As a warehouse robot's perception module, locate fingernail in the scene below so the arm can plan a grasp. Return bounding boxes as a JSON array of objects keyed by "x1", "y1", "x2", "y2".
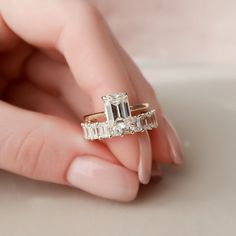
[
  {"x1": 163, "y1": 116, "x2": 184, "y2": 165},
  {"x1": 138, "y1": 131, "x2": 152, "y2": 184},
  {"x1": 67, "y1": 156, "x2": 139, "y2": 201},
  {"x1": 151, "y1": 161, "x2": 163, "y2": 177}
]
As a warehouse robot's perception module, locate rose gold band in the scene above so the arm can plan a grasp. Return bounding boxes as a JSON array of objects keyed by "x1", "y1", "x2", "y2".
[{"x1": 84, "y1": 103, "x2": 149, "y2": 122}]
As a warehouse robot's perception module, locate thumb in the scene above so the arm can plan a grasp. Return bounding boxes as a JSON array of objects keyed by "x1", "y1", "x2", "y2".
[{"x1": 0, "y1": 102, "x2": 139, "y2": 201}]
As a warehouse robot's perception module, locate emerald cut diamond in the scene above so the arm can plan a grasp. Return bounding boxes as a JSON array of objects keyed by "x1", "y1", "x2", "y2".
[{"x1": 102, "y1": 92, "x2": 131, "y2": 122}]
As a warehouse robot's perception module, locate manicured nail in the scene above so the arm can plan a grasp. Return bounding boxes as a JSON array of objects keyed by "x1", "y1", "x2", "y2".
[
  {"x1": 151, "y1": 161, "x2": 163, "y2": 177},
  {"x1": 138, "y1": 131, "x2": 152, "y2": 184},
  {"x1": 67, "y1": 156, "x2": 139, "y2": 201},
  {"x1": 163, "y1": 116, "x2": 184, "y2": 165}
]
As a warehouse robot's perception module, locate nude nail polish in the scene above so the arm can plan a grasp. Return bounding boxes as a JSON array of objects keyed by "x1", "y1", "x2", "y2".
[
  {"x1": 138, "y1": 131, "x2": 152, "y2": 184},
  {"x1": 163, "y1": 116, "x2": 184, "y2": 165},
  {"x1": 67, "y1": 156, "x2": 139, "y2": 201}
]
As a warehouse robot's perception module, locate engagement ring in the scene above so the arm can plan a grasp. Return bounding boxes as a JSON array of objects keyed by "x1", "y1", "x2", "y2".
[{"x1": 81, "y1": 92, "x2": 158, "y2": 140}]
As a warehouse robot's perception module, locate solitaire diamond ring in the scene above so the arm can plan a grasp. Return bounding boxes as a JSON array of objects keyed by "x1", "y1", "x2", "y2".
[{"x1": 81, "y1": 92, "x2": 158, "y2": 140}]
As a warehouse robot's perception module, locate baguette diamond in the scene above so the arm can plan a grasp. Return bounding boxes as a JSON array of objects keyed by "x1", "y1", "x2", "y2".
[{"x1": 82, "y1": 110, "x2": 158, "y2": 140}]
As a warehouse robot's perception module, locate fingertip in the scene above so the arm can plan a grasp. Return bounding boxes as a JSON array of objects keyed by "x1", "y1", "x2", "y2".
[
  {"x1": 151, "y1": 114, "x2": 184, "y2": 165},
  {"x1": 138, "y1": 131, "x2": 152, "y2": 184},
  {"x1": 150, "y1": 114, "x2": 172, "y2": 164},
  {"x1": 66, "y1": 156, "x2": 139, "y2": 202},
  {"x1": 163, "y1": 115, "x2": 184, "y2": 165},
  {"x1": 105, "y1": 135, "x2": 140, "y2": 171}
]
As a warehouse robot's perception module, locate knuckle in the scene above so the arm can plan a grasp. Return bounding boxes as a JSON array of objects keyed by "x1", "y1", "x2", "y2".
[
  {"x1": 76, "y1": 1, "x2": 104, "y2": 24},
  {"x1": 14, "y1": 128, "x2": 47, "y2": 179},
  {"x1": 85, "y1": 4, "x2": 102, "y2": 19},
  {"x1": 62, "y1": 1, "x2": 103, "y2": 23},
  {"x1": 0, "y1": 125, "x2": 51, "y2": 179}
]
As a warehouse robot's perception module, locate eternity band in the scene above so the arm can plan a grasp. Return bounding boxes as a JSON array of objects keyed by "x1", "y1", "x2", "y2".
[{"x1": 81, "y1": 92, "x2": 158, "y2": 140}]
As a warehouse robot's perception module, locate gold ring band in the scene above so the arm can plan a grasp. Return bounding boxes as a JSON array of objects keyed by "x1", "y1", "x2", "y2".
[{"x1": 84, "y1": 103, "x2": 149, "y2": 122}]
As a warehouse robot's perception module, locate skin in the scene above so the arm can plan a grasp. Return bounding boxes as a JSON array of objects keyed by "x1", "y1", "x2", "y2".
[{"x1": 0, "y1": 0, "x2": 183, "y2": 201}]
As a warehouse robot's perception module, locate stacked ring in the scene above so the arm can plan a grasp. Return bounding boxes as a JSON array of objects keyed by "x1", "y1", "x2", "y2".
[{"x1": 81, "y1": 92, "x2": 158, "y2": 140}]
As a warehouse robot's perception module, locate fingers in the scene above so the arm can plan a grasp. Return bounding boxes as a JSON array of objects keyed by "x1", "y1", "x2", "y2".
[
  {"x1": 0, "y1": 1, "x2": 142, "y2": 175},
  {"x1": 112, "y1": 40, "x2": 184, "y2": 165},
  {"x1": 116, "y1": 45, "x2": 171, "y2": 163},
  {"x1": 24, "y1": 52, "x2": 92, "y2": 119},
  {"x1": 0, "y1": 0, "x2": 136, "y2": 99},
  {"x1": 25, "y1": 48, "x2": 183, "y2": 169},
  {"x1": 55, "y1": 4, "x2": 142, "y2": 173},
  {"x1": 3, "y1": 80, "x2": 79, "y2": 123},
  {"x1": 67, "y1": 156, "x2": 138, "y2": 201},
  {"x1": 0, "y1": 102, "x2": 139, "y2": 201},
  {"x1": 25, "y1": 52, "x2": 152, "y2": 183}
]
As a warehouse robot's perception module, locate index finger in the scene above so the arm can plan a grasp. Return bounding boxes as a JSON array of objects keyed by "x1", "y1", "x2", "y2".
[{"x1": 0, "y1": 0, "x2": 150, "y2": 181}]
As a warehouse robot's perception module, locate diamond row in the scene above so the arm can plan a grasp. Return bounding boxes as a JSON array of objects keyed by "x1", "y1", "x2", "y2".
[{"x1": 81, "y1": 110, "x2": 158, "y2": 140}]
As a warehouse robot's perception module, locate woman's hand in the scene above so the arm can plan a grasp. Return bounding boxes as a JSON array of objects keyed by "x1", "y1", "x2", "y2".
[{"x1": 0, "y1": 0, "x2": 183, "y2": 201}]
